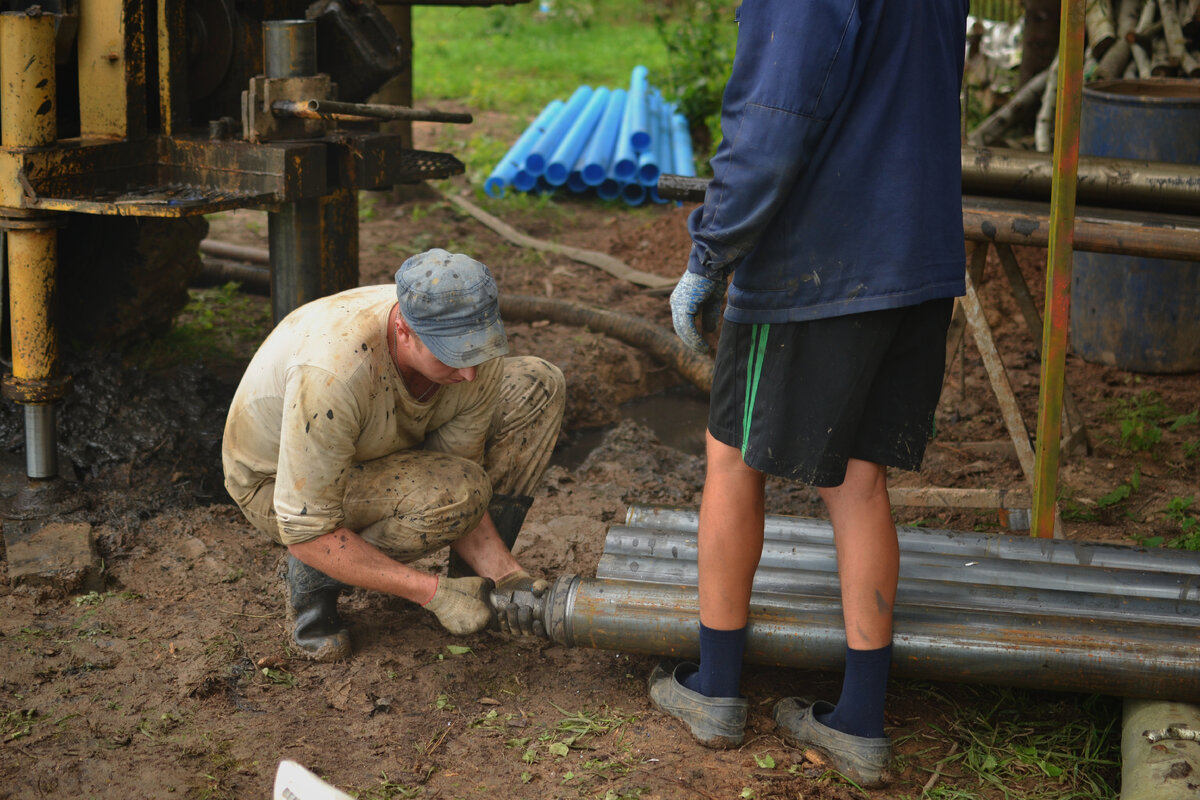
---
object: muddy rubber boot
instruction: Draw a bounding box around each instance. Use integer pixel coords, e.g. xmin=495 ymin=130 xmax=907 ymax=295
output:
xmin=448 ymin=493 xmax=534 ymax=578
xmin=285 ymin=555 xmax=352 ymax=662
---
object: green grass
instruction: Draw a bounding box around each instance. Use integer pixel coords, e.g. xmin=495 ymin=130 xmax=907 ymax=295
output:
xmin=896 ymin=685 xmax=1122 ymax=800
xmin=413 ymin=0 xmax=673 ymax=119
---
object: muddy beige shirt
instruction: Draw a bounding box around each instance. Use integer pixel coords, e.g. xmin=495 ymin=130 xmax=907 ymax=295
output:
xmin=222 ymin=285 xmax=503 ymax=545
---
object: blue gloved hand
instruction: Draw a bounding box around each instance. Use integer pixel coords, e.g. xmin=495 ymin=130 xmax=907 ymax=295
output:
xmin=670 ymin=271 xmax=726 ymax=354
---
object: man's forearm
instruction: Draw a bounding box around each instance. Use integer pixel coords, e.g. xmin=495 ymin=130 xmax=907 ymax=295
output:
xmin=288 ymin=529 xmax=438 ymax=604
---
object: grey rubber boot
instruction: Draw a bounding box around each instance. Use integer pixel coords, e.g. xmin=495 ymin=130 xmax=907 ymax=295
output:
xmin=648 ymin=661 xmax=747 ymax=748
xmin=285 ymin=555 xmax=352 ymax=662
xmin=448 ymin=493 xmax=534 ymax=578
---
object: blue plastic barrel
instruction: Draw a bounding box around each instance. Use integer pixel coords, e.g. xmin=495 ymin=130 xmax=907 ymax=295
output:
xmin=1072 ymin=79 xmax=1200 ymax=373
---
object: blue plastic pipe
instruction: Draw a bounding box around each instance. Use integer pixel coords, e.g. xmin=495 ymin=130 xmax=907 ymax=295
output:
xmin=484 ymin=99 xmax=565 ymax=198
xmin=567 ymin=171 xmax=589 ymax=193
xmin=649 ymin=104 xmax=673 ymax=204
xmin=636 ymin=91 xmax=663 ymax=187
xmin=525 ymin=85 xmax=593 ymax=176
xmin=513 ymin=168 xmax=537 ymax=192
xmin=621 ymin=181 xmax=647 ymax=206
xmin=627 ymin=65 xmax=651 ymax=152
xmin=580 ymin=88 xmax=626 ymax=186
xmin=597 ymin=177 xmax=621 ymax=201
xmin=612 ymin=95 xmax=639 ymax=182
xmin=670 ymin=112 xmax=696 ymax=178
xmin=546 ymin=87 xmax=610 ymax=186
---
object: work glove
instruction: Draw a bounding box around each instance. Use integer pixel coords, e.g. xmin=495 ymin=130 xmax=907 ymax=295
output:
xmin=669 ymin=270 xmax=726 ymax=354
xmin=490 ymin=570 xmax=550 ymax=638
xmin=423 ymin=576 xmax=495 ymax=635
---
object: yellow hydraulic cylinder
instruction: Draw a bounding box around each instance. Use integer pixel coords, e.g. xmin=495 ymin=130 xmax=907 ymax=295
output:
xmin=7 ymin=229 xmax=58 ymax=384
xmin=2 ymin=9 xmax=60 ymax=381
xmin=1 ymin=12 xmax=58 ymax=148
xmin=1 ymin=10 xmax=62 ymax=479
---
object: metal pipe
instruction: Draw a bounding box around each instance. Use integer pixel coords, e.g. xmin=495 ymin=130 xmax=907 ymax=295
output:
xmin=600 ymin=528 xmax=1200 ymax=602
xmin=540 ymin=575 xmax=1200 ymax=701
xmin=529 ymin=508 xmax=1200 ymax=700
xmin=663 ymin=146 xmax=1200 ymax=215
xmin=962 ymin=195 xmax=1200 ymax=261
xmin=263 ymin=20 xmax=317 ymax=79
xmin=23 ymin=404 xmax=56 ymax=478
xmin=596 ymin=553 xmax=1196 ymax=626
xmin=271 ymin=99 xmax=473 ymax=125
xmin=963 ymin=146 xmax=1200 ymax=214
xmin=622 ymin=504 xmax=1200 ymax=575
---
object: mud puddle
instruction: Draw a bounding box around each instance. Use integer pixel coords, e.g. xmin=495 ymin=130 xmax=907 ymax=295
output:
xmin=552 ymin=384 xmax=709 ymax=469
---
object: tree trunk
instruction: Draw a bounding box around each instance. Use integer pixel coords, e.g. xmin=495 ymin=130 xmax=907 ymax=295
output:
xmin=1021 ymin=0 xmax=1063 ymax=87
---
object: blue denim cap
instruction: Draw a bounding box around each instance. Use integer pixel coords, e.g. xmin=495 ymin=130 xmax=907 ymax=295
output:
xmin=395 ymin=249 xmax=509 ymax=368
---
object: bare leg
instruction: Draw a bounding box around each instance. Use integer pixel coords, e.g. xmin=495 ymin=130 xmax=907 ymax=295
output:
xmin=817 ymin=457 xmax=897 ymax=650
xmin=698 ymin=431 xmax=766 ymax=630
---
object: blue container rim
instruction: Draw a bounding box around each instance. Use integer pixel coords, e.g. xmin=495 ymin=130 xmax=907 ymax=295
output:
xmin=1084 ymin=78 xmax=1200 ymax=109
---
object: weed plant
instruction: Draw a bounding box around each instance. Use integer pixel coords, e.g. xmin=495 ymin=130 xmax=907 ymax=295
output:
xmin=129 ymin=282 xmax=271 ymax=370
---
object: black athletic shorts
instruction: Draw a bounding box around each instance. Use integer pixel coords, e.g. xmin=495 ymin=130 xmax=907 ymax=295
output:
xmin=708 ymin=298 xmax=954 ymax=487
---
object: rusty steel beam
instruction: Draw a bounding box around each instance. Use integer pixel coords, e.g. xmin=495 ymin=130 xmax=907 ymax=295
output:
xmin=963 ymin=196 xmax=1200 ymax=261
xmin=537 ymin=513 xmax=1200 ymax=700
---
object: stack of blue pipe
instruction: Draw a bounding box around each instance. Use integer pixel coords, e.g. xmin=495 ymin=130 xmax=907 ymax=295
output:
xmin=484 ymin=65 xmax=697 ymax=206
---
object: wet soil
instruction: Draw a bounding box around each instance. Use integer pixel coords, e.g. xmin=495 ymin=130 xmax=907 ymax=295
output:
xmin=0 ymin=119 xmax=1197 ymax=799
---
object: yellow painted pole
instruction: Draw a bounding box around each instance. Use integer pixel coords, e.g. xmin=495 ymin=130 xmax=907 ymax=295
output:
xmin=1032 ymin=0 xmax=1087 ymax=538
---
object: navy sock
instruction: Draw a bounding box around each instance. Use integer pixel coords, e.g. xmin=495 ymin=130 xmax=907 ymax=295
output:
xmin=680 ymin=623 xmax=746 ymax=698
xmin=816 ymin=644 xmax=893 ymax=739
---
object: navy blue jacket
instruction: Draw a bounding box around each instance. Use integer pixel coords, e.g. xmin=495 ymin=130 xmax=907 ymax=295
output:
xmin=687 ymin=0 xmax=969 ymax=323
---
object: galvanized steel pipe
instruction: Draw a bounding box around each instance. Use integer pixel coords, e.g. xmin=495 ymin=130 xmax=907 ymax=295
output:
xmin=263 ymin=20 xmax=317 ymax=79
xmin=963 ymin=146 xmax=1200 ymax=214
xmin=662 ymin=147 xmax=1200 ymax=214
xmin=623 ymin=504 xmax=1200 ymax=575
xmin=538 ymin=508 xmax=1200 ymax=701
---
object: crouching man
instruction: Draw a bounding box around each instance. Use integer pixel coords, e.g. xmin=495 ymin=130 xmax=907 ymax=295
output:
xmin=222 ymin=248 xmax=565 ymax=660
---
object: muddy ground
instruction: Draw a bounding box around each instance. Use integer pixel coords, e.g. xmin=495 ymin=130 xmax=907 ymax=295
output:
xmin=1 ymin=120 xmax=1198 ymax=800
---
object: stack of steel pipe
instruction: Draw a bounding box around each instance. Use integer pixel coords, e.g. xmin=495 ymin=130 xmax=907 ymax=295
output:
xmin=538 ymin=504 xmax=1200 ymax=701
xmin=484 ymin=65 xmax=696 ymax=203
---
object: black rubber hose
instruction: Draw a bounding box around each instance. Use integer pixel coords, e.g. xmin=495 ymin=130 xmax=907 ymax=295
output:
xmin=189 ymin=255 xmax=715 ymax=392
xmin=499 ymin=295 xmax=714 ymax=393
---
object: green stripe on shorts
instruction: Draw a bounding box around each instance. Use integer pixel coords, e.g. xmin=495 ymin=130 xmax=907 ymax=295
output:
xmin=741 ymin=323 xmax=770 ymax=456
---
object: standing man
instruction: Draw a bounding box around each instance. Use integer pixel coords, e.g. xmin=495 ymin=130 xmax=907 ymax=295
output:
xmin=652 ymin=0 xmax=969 ymax=787
xmin=223 ymin=248 xmax=565 ymax=661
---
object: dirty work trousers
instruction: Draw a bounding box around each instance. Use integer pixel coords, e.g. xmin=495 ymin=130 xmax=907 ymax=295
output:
xmin=239 ymin=356 xmax=565 ymax=562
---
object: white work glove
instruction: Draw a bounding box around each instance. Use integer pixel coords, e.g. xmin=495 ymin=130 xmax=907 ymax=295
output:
xmin=490 ymin=570 xmax=550 ymax=638
xmin=669 ymin=271 xmax=726 ymax=354
xmin=423 ymin=576 xmax=495 ymax=635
